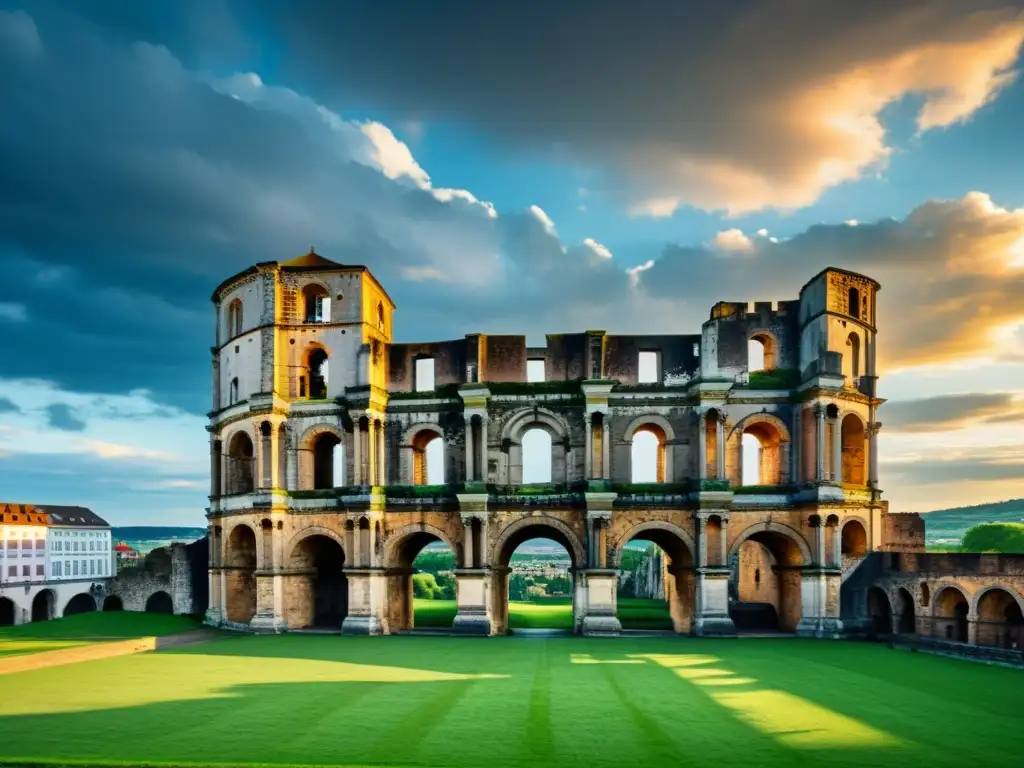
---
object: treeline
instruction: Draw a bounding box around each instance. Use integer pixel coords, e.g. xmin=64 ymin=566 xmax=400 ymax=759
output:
xmin=961 ymin=523 xmax=1024 ymax=554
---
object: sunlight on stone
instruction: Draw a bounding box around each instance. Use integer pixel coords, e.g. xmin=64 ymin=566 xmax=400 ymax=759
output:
xmin=710 ymin=690 xmax=903 ymax=749
xmin=0 ymin=656 xmax=507 ymax=716
xmin=570 ymin=653 xmax=645 ymax=665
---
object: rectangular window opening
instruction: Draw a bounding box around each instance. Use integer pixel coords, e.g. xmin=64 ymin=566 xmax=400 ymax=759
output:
xmin=638 ymin=351 xmax=661 ymax=384
xmin=527 ymin=359 xmax=546 ymax=383
xmin=415 ymin=357 xmax=436 ymax=392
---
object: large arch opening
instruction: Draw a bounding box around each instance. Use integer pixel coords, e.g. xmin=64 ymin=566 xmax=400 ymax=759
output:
xmin=146 ymin=591 xmax=174 ymax=614
xmin=492 ymin=522 xmax=580 ymax=634
xmin=411 ymin=428 xmax=445 ymax=485
xmin=894 ymin=587 xmax=915 ymax=634
xmin=845 ymin=332 xmax=861 ymax=383
xmin=615 ymin=524 xmax=694 ymax=632
xmin=841 ymin=519 xmax=868 ymax=567
xmin=302 ymin=283 xmax=330 ymax=323
xmin=730 ymin=528 xmax=806 ymax=633
xmin=285 ymin=534 xmax=347 ymax=629
xmin=841 ymin=414 xmax=866 ymax=485
xmin=63 ymin=593 xmax=97 ymax=617
xmin=521 ymin=428 xmax=553 ymax=484
xmin=225 ymin=432 xmax=255 ymax=495
xmin=386 ymin=529 xmax=456 ymax=632
xmin=975 ymin=588 xmax=1024 ymax=649
xmin=225 ymin=525 xmax=257 ymax=624
xmin=630 ymin=425 xmax=666 ymax=483
xmin=31 ymin=590 xmax=54 ymax=622
xmin=0 ymin=597 xmax=14 ymax=626
xmin=867 ymin=587 xmax=893 ymax=637
xmin=102 ymin=595 xmax=123 ymax=612
xmin=312 ymin=432 xmax=343 ymax=489
xmin=739 ymin=418 xmax=788 ymax=487
xmin=933 ymin=587 xmax=969 ymax=643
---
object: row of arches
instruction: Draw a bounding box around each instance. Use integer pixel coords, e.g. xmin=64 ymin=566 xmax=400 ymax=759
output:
xmin=215 ymin=405 xmax=869 ymax=497
xmin=867 ymin=584 xmax=1024 ymax=649
xmin=0 ymin=590 xmax=174 ymax=627
xmin=217 ymin=516 xmax=862 ymax=635
xmin=747 ymin=322 xmax=864 ymax=384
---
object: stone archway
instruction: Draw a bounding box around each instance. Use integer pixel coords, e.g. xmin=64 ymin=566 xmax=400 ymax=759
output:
xmin=894 ymin=587 xmax=915 ymax=634
xmin=932 ymin=585 xmax=969 ymax=642
xmin=612 ymin=520 xmax=695 ymax=633
xmin=31 ymin=589 xmax=55 ymax=622
xmin=224 ymin=523 xmax=257 ymax=624
xmin=974 ymin=586 xmax=1024 ymax=649
xmin=490 ymin=516 xmax=586 ymax=635
xmin=500 ymin=408 xmax=572 ymax=485
xmin=623 ymin=415 xmax=676 ymax=483
xmin=867 ymin=587 xmax=893 ymax=637
xmin=146 ymin=591 xmax=174 ymax=614
xmin=284 ymin=533 xmax=347 ymax=629
xmin=382 ymin=523 xmax=458 ymax=632
xmin=0 ymin=597 xmax=15 ymax=626
xmin=63 ymin=593 xmax=97 ymax=617
xmin=103 ymin=595 xmax=124 ymax=612
xmin=729 ymin=522 xmax=810 ymax=633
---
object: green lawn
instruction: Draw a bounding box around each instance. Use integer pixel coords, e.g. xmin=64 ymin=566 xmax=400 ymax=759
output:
xmin=0 ymin=612 xmax=202 ymax=658
xmin=0 ymin=632 xmax=1020 ymax=768
xmin=413 ymin=597 xmax=672 ymax=630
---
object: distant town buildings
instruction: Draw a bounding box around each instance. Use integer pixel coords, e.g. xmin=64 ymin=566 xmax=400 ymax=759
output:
xmin=0 ymin=504 xmax=113 ymax=626
xmin=114 ymin=542 xmax=143 ymax=570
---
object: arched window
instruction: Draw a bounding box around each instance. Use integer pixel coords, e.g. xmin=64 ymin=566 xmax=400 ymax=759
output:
xmin=748 ymin=333 xmax=775 ymax=372
xmin=848 ymin=287 xmax=860 ymax=319
xmin=740 ymin=419 xmax=787 ymax=486
xmin=313 ymin=432 xmax=342 ymax=489
xmin=841 ymin=414 xmax=866 ymax=484
xmin=226 ymin=432 xmax=255 ymax=495
xmin=521 ymin=428 xmax=552 ymax=483
xmin=412 ymin=430 xmax=444 ymax=485
xmin=846 ymin=332 xmax=861 ymax=382
xmin=631 ymin=424 xmax=666 ymax=483
xmin=227 ymin=299 xmax=243 ymax=338
xmin=302 ymin=284 xmax=330 ymax=323
xmin=307 ymin=348 xmax=329 ymax=399
xmin=376 ymin=301 xmax=385 ymax=332
xmin=229 ymin=377 xmax=239 ymax=405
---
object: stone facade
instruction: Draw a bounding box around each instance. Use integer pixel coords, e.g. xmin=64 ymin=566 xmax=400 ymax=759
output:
xmin=106 ymin=540 xmax=208 ymax=615
xmin=203 ymin=254 xmax=917 ymax=638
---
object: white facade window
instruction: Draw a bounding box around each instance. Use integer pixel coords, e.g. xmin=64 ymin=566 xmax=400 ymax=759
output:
xmin=73 ymin=560 xmax=79 ymax=575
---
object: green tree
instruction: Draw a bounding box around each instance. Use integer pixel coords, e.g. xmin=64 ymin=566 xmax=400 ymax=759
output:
xmin=412 ymin=572 xmax=441 ymax=599
xmin=962 ymin=522 xmax=1024 ymax=554
xmin=509 ymin=574 xmax=529 ymax=601
xmin=435 ymin=572 xmax=457 ymax=600
xmin=546 ymin=575 xmax=571 ymax=595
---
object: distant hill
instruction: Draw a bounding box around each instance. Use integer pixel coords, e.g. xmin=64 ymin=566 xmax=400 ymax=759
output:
xmin=921 ymin=499 xmax=1024 ymax=545
xmin=112 ymin=526 xmax=206 ymax=554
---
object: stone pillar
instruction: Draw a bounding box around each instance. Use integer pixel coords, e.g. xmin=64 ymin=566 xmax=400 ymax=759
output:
xmin=696 ymin=515 xmax=707 ymax=568
xmin=581 ymin=569 xmax=622 ymax=636
xmin=585 ymin=517 xmax=596 ymax=569
xmin=269 ymin=427 xmax=281 ymax=489
xmin=868 ymin=422 xmax=880 ymax=487
xmin=795 ymin=570 xmax=842 ymax=638
xmin=715 ymin=417 xmax=726 ymax=480
xmin=452 ymin=568 xmax=492 ymax=635
xmin=598 ymin=521 xmax=607 ymax=568
xmin=465 ymin=418 xmax=476 ymax=483
xmin=598 ymin=415 xmax=606 ymax=481
xmin=719 ymin=517 xmax=729 ymax=567
xmin=815 ymin=406 xmax=825 ymax=481
xmin=779 ymin=441 xmax=791 ymax=485
xmin=832 ymin=524 xmax=842 ymax=568
xmin=831 ymin=416 xmax=842 ymax=482
xmin=353 ymin=421 xmax=363 ymax=485
xmin=584 ymin=413 xmax=593 ymax=480
xmin=813 ymin=520 xmax=826 ymax=566
xmin=698 ymin=412 xmax=707 ymax=479
xmin=480 ymin=418 xmax=490 ymax=483
xmin=693 ymin=569 xmax=735 ymax=636
xmin=376 ymin=419 xmax=387 ymax=486
xmin=463 ymin=518 xmax=474 ymax=569
xmin=341 ymin=569 xmax=387 ymax=635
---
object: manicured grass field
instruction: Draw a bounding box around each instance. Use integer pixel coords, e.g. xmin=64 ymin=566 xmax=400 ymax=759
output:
xmin=0 ymin=629 xmax=1021 ymax=768
xmin=413 ymin=597 xmax=672 ymax=630
xmin=0 ymin=612 xmax=201 ymax=658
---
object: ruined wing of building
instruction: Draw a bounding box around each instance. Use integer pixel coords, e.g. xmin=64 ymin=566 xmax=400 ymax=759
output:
xmin=203 ymin=251 xmax=1024 ymax=657
xmin=0 ymin=504 xmax=113 ymax=624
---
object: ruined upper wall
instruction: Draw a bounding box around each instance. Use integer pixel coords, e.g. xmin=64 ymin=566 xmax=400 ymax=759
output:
xmin=701 ymin=300 xmax=800 ymax=380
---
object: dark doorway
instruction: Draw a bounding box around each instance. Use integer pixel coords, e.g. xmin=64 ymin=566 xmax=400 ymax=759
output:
xmin=64 ymin=593 xmax=97 ymax=616
xmin=103 ymin=595 xmax=124 ymax=611
xmin=146 ymin=591 xmax=174 ymax=614
xmin=32 ymin=590 xmax=54 ymax=622
xmin=0 ymin=597 xmax=15 ymax=626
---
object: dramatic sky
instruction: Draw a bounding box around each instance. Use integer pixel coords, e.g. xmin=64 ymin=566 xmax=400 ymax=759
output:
xmin=2 ymin=0 xmax=1024 ymax=525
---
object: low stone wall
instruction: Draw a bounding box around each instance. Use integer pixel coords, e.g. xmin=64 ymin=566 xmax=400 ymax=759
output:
xmin=107 ymin=539 xmax=208 ymax=615
xmin=890 ymin=634 xmax=1024 ymax=667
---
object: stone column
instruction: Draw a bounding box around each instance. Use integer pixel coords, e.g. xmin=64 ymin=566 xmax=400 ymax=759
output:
xmin=376 ymin=419 xmax=386 ymax=486
xmin=698 ymin=412 xmax=707 ymax=479
xmin=465 ymin=418 xmax=476 ymax=482
xmin=696 ymin=515 xmax=707 ymax=567
xmin=598 ymin=520 xmax=607 ymax=568
xmin=353 ymin=421 xmax=363 ymax=485
xmin=480 ymin=417 xmax=490 ymax=483
xmin=269 ymin=427 xmax=281 ymax=489
xmin=832 ymin=524 xmax=842 ymax=568
xmin=868 ymin=422 xmax=880 ymax=487
xmin=584 ymin=413 xmax=593 ymax=480
xmin=452 ymin=568 xmax=492 ymax=635
xmin=779 ymin=440 xmax=791 ymax=485
xmin=815 ymin=406 xmax=825 ymax=481
xmin=601 ymin=418 xmax=611 ymax=480
xmin=831 ymin=415 xmax=842 ymax=482
xmin=581 ymin=567 xmax=622 ymax=636
xmin=586 ymin=517 xmax=596 ymax=569
xmin=715 ymin=417 xmax=726 ymax=480
xmin=463 ymin=518 xmax=474 ymax=569
xmin=719 ymin=517 xmax=729 ymax=567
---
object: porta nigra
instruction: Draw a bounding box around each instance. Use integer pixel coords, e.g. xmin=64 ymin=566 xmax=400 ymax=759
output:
xmin=205 ymin=251 xmax=918 ymax=637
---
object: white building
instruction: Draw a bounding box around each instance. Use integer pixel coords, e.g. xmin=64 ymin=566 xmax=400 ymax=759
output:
xmin=0 ymin=504 xmax=114 ymax=626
